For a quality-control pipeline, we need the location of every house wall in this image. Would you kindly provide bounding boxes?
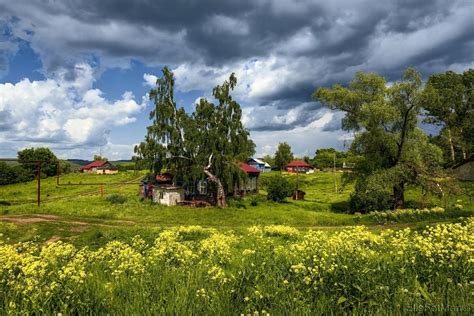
[84,168,118,174]
[287,166,311,173]
[453,162,474,181]
[248,162,265,172]
[153,188,185,206]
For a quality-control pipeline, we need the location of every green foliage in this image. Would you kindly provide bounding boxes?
[59,160,72,174]
[367,206,445,224]
[312,148,361,169]
[314,68,445,210]
[0,162,34,185]
[0,162,16,185]
[105,194,128,204]
[265,175,293,202]
[349,171,394,213]
[134,67,255,207]
[422,69,473,163]
[17,147,59,177]
[11,165,34,183]
[93,155,108,161]
[250,196,258,206]
[261,154,275,168]
[274,142,294,170]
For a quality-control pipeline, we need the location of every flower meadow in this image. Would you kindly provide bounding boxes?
[0,220,473,315]
[367,206,447,224]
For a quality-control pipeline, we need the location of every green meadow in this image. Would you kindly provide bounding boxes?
[0,171,472,314]
[0,171,472,245]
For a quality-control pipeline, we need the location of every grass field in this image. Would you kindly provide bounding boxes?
[0,171,473,243]
[0,171,473,314]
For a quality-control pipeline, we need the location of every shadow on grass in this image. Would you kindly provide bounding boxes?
[330,200,351,213]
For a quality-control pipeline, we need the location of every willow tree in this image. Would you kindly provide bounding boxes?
[134,67,255,207]
[313,68,444,211]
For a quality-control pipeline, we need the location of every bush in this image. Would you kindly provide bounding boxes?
[263,225,299,239]
[105,194,127,204]
[0,163,34,185]
[265,175,293,202]
[367,207,445,224]
[0,162,16,185]
[349,174,392,213]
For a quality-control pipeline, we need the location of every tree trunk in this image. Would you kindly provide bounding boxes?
[392,182,405,209]
[460,128,467,160]
[203,169,227,208]
[447,128,455,162]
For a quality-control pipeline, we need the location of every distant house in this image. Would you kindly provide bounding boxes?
[263,162,272,172]
[247,158,272,172]
[286,160,313,173]
[452,155,474,181]
[342,161,355,169]
[236,162,261,195]
[80,160,118,174]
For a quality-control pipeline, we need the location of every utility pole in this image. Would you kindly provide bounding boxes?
[295,168,299,199]
[333,152,337,193]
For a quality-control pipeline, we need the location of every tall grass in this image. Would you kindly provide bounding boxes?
[1,220,472,314]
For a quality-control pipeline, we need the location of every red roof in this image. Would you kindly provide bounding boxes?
[156,173,173,183]
[239,162,260,174]
[286,160,312,168]
[80,160,109,170]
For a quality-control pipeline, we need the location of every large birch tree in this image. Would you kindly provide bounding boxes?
[134,67,255,207]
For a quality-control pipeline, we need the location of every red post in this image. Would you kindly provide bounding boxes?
[37,160,41,207]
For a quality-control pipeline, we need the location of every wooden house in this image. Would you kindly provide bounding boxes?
[80,160,118,174]
[247,158,272,172]
[286,160,313,173]
[235,162,261,195]
[292,189,306,200]
[452,156,474,181]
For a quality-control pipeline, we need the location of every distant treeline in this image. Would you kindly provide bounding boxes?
[0,148,71,185]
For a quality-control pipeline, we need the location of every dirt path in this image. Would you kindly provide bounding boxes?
[0,214,135,228]
[0,213,444,232]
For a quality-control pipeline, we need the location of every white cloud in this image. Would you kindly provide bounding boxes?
[143,73,158,87]
[0,63,146,157]
[173,55,328,103]
[251,111,347,157]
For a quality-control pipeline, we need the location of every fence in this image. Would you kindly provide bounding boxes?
[0,159,143,206]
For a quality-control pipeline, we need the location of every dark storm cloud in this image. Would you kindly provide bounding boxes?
[1,0,473,133]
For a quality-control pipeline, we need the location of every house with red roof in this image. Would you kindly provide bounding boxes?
[80,160,118,174]
[236,162,260,195]
[286,160,313,173]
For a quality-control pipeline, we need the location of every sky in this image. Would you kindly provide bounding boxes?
[0,0,473,160]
